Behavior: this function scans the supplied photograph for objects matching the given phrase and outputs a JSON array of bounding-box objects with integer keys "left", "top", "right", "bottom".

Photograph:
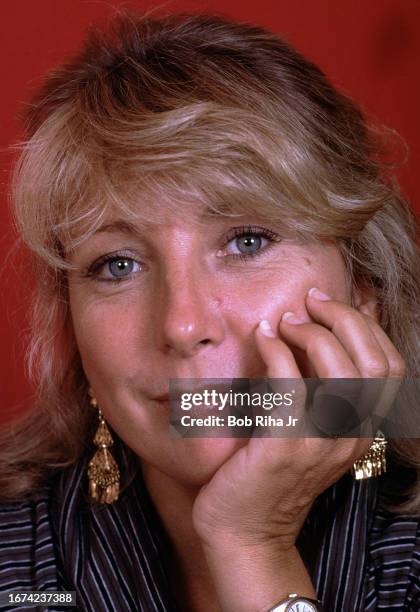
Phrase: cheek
[
  {"left": 69, "top": 291, "right": 146, "bottom": 389},
  {"left": 255, "top": 251, "right": 349, "bottom": 322},
  {"left": 225, "top": 260, "right": 346, "bottom": 326}
]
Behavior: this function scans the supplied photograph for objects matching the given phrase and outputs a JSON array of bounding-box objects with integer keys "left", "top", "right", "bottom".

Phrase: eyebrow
[
  {"left": 93, "top": 206, "right": 240, "bottom": 236},
  {"left": 94, "top": 220, "right": 141, "bottom": 235}
]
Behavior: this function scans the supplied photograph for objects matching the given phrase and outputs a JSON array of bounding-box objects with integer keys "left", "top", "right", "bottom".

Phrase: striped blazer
[{"left": 1, "top": 442, "right": 419, "bottom": 611}]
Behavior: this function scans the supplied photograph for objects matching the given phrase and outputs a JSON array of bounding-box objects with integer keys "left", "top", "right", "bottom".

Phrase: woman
[{"left": 1, "top": 10, "right": 419, "bottom": 612}]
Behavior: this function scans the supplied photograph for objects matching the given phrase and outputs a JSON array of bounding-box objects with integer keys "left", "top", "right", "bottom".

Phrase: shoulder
[
  {"left": 364, "top": 501, "right": 420, "bottom": 610},
  {"left": 0, "top": 487, "right": 53, "bottom": 547},
  {"left": 0, "top": 484, "right": 61, "bottom": 592},
  {"left": 369, "top": 504, "right": 420, "bottom": 567}
]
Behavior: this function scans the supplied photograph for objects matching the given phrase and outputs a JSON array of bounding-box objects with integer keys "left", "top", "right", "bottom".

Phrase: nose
[{"left": 156, "top": 266, "right": 225, "bottom": 358}]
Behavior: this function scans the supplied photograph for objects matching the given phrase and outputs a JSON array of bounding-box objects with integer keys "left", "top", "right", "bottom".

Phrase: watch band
[{"left": 268, "top": 593, "right": 324, "bottom": 611}]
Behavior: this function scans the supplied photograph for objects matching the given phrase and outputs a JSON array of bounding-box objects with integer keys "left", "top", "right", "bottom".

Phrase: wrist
[
  {"left": 202, "top": 541, "right": 317, "bottom": 612},
  {"left": 200, "top": 527, "right": 296, "bottom": 556},
  {"left": 260, "top": 593, "right": 323, "bottom": 612}
]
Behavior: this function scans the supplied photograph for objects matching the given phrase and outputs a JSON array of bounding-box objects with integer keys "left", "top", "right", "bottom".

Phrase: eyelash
[
  {"left": 86, "top": 225, "right": 282, "bottom": 283},
  {"left": 224, "top": 225, "right": 281, "bottom": 262}
]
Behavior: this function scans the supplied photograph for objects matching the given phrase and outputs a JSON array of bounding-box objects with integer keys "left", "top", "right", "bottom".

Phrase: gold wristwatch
[{"left": 268, "top": 593, "right": 323, "bottom": 611}]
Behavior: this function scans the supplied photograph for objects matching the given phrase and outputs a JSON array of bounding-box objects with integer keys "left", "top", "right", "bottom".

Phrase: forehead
[
  {"left": 60, "top": 171, "right": 320, "bottom": 255},
  {"left": 90, "top": 196, "right": 268, "bottom": 236}
]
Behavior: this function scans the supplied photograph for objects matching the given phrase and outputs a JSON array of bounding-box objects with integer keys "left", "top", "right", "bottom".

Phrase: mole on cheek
[{"left": 304, "top": 257, "right": 312, "bottom": 266}]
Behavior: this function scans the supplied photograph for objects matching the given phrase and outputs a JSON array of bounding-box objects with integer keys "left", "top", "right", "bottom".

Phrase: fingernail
[
  {"left": 308, "top": 287, "right": 332, "bottom": 301},
  {"left": 258, "top": 319, "right": 277, "bottom": 337},
  {"left": 282, "top": 311, "right": 305, "bottom": 325}
]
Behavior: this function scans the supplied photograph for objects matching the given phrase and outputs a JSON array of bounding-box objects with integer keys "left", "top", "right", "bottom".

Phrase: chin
[{"left": 154, "top": 436, "right": 249, "bottom": 487}]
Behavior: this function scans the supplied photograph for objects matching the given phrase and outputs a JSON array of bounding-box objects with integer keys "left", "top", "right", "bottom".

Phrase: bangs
[{"left": 15, "top": 99, "right": 369, "bottom": 271}]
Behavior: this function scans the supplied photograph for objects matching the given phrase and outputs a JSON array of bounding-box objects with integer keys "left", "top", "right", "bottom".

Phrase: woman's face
[{"left": 68, "top": 204, "right": 351, "bottom": 485}]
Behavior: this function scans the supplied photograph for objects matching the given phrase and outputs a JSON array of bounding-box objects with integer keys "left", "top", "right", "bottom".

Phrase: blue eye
[
  {"left": 223, "top": 226, "right": 282, "bottom": 260},
  {"left": 232, "top": 234, "right": 264, "bottom": 255},
  {"left": 87, "top": 253, "right": 142, "bottom": 282},
  {"left": 87, "top": 225, "right": 282, "bottom": 284},
  {"left": 108, "top": 258, "right": 136, "bottom": 277}
]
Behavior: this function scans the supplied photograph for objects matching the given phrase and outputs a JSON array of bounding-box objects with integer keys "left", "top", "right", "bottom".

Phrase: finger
[
  {"left": 255, "top": 320, "right": 302, "bottom": 378},
  {"left": 355, "top": 313, "right": 406, "bottom": 425},
  {"left": 305, "top": 291, "right": 406, "bottom": 426},
  {"left": 255, "top": 320, "right": 308, "bottom": 434},
  {"left": 305, "top": 288, "right": 390, "bottom": 378},
  {"left": 278, "top": 315, "right": 359, "bottom": 378},
  {"left": 310, "top": 378, "right": 368, "bottom": 436},
  {"left": 303, "top": 291, "right": 393, "bottom": 427},
  {"left": 360, "top": 313, "right": 407, "bottom": 378}
]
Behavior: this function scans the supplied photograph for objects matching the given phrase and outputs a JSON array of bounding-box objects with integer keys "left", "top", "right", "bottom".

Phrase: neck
[{"left": 141, "top": 462, "right": 221, "bottom": 612}]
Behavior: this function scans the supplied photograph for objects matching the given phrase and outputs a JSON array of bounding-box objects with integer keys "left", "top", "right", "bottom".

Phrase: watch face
[{"left": 288, "top": 601, "right": 317, "bottom": 612}]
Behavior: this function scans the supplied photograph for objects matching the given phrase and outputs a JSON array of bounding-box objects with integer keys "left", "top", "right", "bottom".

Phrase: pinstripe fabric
[{"left": 1, "top": 440, "right": 419, "bottom": 611}]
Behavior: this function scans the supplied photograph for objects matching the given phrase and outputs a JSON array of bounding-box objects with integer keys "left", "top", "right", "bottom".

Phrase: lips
[
  {"left": 152, "top": 397, "right": 201, "bottom": 414},
  {"left": 152, "top": 388, "right": 210, "bottom": 401},
  {"left": 151, "top": 381, "right": 238, "bottom": 402},
  {"left": 152, "top": 394, "right": 240, "bottom": 425},
  {"left": 151, "top": 393, "right": 216, "bottom": 421}
]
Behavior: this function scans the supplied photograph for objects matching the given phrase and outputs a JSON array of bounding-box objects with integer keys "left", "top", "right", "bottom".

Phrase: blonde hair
[{"left": 2, "top": 10, "right": 420, "bottom": 511}]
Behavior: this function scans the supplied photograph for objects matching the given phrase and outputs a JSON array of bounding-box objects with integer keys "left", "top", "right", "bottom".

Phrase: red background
[{"left": 1, "top": 0, "right": 419, "bottom": 422}]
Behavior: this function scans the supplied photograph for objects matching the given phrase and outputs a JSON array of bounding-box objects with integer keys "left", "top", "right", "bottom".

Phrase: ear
[{"left": 352, "top": 282, "right": 381, "bottom": 322}]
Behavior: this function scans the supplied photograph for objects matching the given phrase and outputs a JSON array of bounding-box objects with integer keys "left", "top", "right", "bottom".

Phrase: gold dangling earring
[
  {"left": 87, "top": 391, "right": 120, "bottom": 504},
  {"left": 351, "top": 430, "right": 387, "bottom": 480}
]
